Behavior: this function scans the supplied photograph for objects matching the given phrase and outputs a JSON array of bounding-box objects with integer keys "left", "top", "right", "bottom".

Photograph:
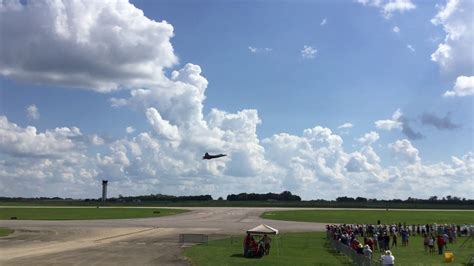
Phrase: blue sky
[
  {"left": 0, "top": 0, "right": 472, "bottom": 199},
  {"left": 133, "top": 0, "right": 472, "bottom": 161}
]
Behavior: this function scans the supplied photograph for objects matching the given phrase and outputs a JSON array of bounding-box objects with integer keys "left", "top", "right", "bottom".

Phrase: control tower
[{"left": 102, "top": 180, "right": 108, "bottom": 202}]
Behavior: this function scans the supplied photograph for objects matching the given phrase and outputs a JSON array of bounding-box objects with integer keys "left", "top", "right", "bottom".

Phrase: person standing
[
  {"left": 262, "top": 234, "right": 272, "bottom": 255},
  {"left": 391, "top": 234, "right": 397, "bottom": 248},
  {"left": 373, "top": 234, "right": 379, "bottom": 251},
  {"left": 380, "top": 250, "right": 395, "bottom": 266},
  {"left": 443, "top": 233, "right": 449, "bottom": 250},
  {"left": 428, "top": 235, "right": 435, "bottom": 253},
  {"left": 405, "top": 231, "right": 410, "bottom": 246},
  {"left": 437, "top": 235, "right": 445, "bottom": 255},
  {"left": 363, "top": 244, "right": 373, "bottom": 260},
  {"left": 401, "top": 230, "right": 409, "bottom": 246},
  {"left": 243, "top": 233, "right": 252, "bottom": 257},
  {"left": 366, "top": 237, "right": 374, "bottom": 251},
  {"left": 384, "top": 234, "right": 391, "bottom": 251},
  {"left": 423, "top": 234, "right": 429, "bottom": 252}
]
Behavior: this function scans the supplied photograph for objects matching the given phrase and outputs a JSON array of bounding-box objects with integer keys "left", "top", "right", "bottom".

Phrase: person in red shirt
[
  {"left": 437, "top": 235, "right": 445, "bottom": 255},
  {"left": 249, "top": 237, "right": 258, "bottom": 257},
  {"left": 352, "top": 239, "right": 360, "bottom": 251},
  {"left": 243, "top": 233, "right": 252, "bottom": 257},
  {"left": 366, "top": 237, "right": 374, "bottom": 251}
]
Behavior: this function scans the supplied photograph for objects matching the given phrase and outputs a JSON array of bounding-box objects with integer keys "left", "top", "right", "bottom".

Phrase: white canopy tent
[
  {"left": 246, "top": 224, "right": 280, "bottom": 257},
  {"left": 246, "top": 224, "right": 279, "bottom": 235}
]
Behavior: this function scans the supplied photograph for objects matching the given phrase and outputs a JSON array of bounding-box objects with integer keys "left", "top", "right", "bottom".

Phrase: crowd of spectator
[{"left": 327, "top": 222, "right": 472, "bottom": 264}]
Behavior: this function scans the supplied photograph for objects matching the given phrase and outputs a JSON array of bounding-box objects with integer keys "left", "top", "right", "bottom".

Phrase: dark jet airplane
[{"left": 202, "top": 152, "right": 227, "bottom": 160}]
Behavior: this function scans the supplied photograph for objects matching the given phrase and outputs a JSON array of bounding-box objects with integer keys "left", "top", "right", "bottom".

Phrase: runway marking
[{"left": 94, "top": 228, "right": 155, "bottom": 242}]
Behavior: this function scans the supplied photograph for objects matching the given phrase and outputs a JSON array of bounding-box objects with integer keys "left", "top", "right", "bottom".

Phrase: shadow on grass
[
  {"left": 230, "top": 253, "right": 264, "bottom": 260},
  {"left": 324, "top": 240, "right": 352, "bottom": 265}
]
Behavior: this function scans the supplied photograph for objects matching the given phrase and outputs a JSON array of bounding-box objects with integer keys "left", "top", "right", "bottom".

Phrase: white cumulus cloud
[
  {"left": 443, "top": 75, "right": 474, "bottom": 97},
  {"left": 382, "top": 0, "right": 416, "bottom": 18},
  {"left": 0, "top": 116, "right": 81, "bottom": 157},
  {"left": 263, "top": 126, "right": 348, "bottom": 186},
  {"left": 0, "top": 115, "right": 99, "bottom": 197},
  {"left": 430, "top": 0, "right": 473, "bottom": 77},
  {"left": 388, "top": 139, "right": 420, "bottom": 164},
  {"left": 357, "top": 131, "right": 380, "bottom": 145},
  {"left": 356, "top": 0, "right": 416, "bottom": 19},
  {"left": 0, "top": 0, "right": 177, "bottom": 92},
  {"left": 26, "top": 104, "right": 39, "bottom": 120},
  {"left": 146, "top": 107, "right": 181, "bottom": 142},
  {"left": 375, "top": 108, "right": 403, "bottom": 130},
  {"left": 346, "top": 131, "right": 387, "bottom": 182}
]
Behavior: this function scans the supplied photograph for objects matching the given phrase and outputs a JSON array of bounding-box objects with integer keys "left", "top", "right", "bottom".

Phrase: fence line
[
  {"left": 327, "top": 231, "right": 378, "bottom": 266},
  {"left": 179, "top": 234, "right": 208, "bottom": 244}
]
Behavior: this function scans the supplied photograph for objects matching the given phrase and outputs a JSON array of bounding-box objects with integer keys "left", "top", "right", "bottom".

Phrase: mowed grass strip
[
  {"left": 262, "top": 210, "right": 474, "bottom": 224},
  {"left": 185, "top": 232, "right": 473, "bottom": 266},
  {"left": 0, "top": 207, "right": 188, "bottom": 220},
  {"left": 379, "top": 235, "right": 472, "bottom": 265},
  {"left": 0, "top": 227, "right": 14, "bottom": 237},
  {"left": 185, "top": 232, "right": 352, "bottom": 266}
]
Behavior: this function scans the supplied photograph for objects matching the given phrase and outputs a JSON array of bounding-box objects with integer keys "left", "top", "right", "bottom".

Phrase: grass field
[
  {"left": 0, "top": 207, "right": 188, "bottom": 220},
  {"left": 185, "top": 232, "right": 352, "bottom": 265},
  {"left": 185, "top": 232, "right": 474, "bottom": 266},
  {"left": 377, "top": 235, "right": 473, "bottom": 265},
  {"left": 262, "top": 209, "right": 474, "bottom": 224},
  {"left": 0, "top": 227, "right": 14, "bottom": 237}
]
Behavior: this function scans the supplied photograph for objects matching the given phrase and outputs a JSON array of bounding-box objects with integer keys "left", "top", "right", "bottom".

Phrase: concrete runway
[{"left": 0, "top": 207, "right": 326, "bottom": 265}]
